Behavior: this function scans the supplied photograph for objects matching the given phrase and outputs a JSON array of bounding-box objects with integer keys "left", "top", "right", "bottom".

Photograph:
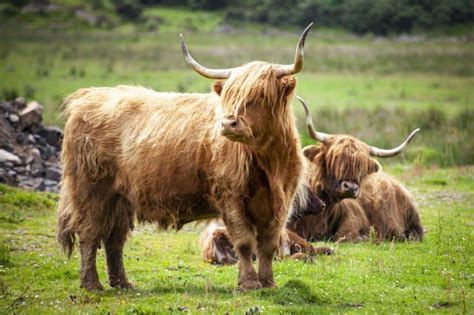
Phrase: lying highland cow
[
  {"left": 57, "top": 24, "right": 314, "bottom": 291},
  {"left": 291, "top": 97, "right": 423, "bottom": 242}
]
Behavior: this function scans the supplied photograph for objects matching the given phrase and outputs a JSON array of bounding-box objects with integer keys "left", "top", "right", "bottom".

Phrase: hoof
[
  {"left": 81, "top": 281, "right": 104, "bottom": 291},
  {"left": 238, "top": 280, "right": 262, "bottom": 291},
  {"left": 110, "top": 279, "right": 134, "bottom": 289},
  {"left": 259, "top": 278, "right": 276, "bottom": 289}
]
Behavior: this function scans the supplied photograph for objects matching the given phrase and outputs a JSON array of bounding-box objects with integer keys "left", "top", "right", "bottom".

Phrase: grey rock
[
  {"left": 18, "top": 177, "right": 43, "bottom": 190},
  {"left": 37, "top": 126, "right": 63, "bottom": 148},
  {"left": 0, "top": 149, "right": 22, "bottom": 165},
  {"left": 7, "top": 170, "right": 16, "bottom": 177},
  {"left": 9, "top": 114, "right": 19, "bottom": 123},
  {"left": 0, "top": 115, "right": 12, "bottom": 147},
  {"left": 43, "top": 179, "right": 58, "bottom": 186},
  {"left": 45, "top": 166, "right": 61, "bottom": 181},
  {"left": 27, "top": 134, "right": 36, "bottom": 144},
  {"left": 31, "top": 163, "right": 45, "bottom": 177},
  {"left": 19, "top": 101, "right": 43, "bottom": 130},
  {"left": 14, "top": 97, "right": 26, "bottom": 108}
]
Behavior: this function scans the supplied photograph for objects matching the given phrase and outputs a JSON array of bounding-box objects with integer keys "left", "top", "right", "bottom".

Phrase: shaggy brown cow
[
  {"left": 57, "top": 25, "right": 314, "bottom": 291},
  {"left": 290, "top": 97, "right": 423, "bottom": 242}
]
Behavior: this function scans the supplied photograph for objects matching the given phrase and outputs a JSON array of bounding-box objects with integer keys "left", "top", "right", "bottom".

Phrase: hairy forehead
[
  {"left": 325, "top": 136, "right": 372, "bottom": 180},
  {"left": 220, "top": 62, "right": 278, "bottom": 112}
]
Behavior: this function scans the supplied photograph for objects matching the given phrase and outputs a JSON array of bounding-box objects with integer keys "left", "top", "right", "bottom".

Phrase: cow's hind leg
[{"left": 104, "top": 195, "right": 134, "bottom": 289}]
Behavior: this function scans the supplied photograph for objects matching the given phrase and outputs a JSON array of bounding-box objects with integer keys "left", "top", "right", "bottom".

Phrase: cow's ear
[
  {"left": 212, "top": 80, "right": 224, "bottom": 96},
  {"left": 302, "top": 145, "right": 320, "bottom": 161},
  {"left": 368, "top": 158, "right": 381, "bottom": 174},
  {"left": 280, "top": 76, "right": 296, "bottom": 97}
]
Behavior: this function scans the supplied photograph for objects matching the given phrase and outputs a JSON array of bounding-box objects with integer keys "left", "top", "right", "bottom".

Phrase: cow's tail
[{"left": 56, "top": 192, "right": 76, "bottom": 258}]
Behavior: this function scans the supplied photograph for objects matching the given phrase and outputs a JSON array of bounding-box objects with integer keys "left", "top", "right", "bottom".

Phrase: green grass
[
  {"left": 0, "top": 166, "right": 473, "bottom": 313},
  {"left": 0, "top": 20, "right": 472, "bottom": 165}
]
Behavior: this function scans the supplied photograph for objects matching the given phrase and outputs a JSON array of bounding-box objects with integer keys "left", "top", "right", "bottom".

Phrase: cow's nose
[
  {"left": 221, "top": 118, "right": 238, "bottom": 130},
  {"left": 341, "top": 181, "right": 359, "bottom": 196}
]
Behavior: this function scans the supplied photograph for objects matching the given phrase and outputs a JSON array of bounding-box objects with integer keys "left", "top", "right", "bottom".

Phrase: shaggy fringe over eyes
[
  {"left": 220, "top": 62, "right": 296, "bottom": 145},
  {"left": 325, "top": 137, "right": 373, "bottom": 182},
  {"left": 221, "top": 62, "right": 279, "bottom": 116}
]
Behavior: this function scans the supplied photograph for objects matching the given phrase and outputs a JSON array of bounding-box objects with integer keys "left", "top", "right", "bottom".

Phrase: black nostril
[{"left": 230, "top": 120, "right": 238, "bottom": 128}]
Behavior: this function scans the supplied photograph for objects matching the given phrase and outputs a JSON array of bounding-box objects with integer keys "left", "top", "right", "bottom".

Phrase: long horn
[
  {"left": 275, "top": 22, "right": 313, "bottom": 78},
  {"left": 369, "top": 128, "right": 420, "bottom": 158},
  {"left": 297, "top": 96, "right": 332, "bottom": 143},
  {"left": 180, "top": 33, "right": 234, "bottom": 79}
]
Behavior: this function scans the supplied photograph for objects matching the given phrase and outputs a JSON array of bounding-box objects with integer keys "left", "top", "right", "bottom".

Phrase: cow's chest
[{"left": 244, "top": 166, "right": 276, "bottom": 225}]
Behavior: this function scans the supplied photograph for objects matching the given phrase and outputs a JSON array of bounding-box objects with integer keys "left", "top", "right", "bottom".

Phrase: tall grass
[{"left": 298, "top": 107, "right": 474, "bottom": 166}]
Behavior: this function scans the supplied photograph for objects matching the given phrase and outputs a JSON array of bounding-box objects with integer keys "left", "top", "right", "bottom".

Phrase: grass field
[{"left": 0, "top": 166, "right": 473, "bottom": 314}]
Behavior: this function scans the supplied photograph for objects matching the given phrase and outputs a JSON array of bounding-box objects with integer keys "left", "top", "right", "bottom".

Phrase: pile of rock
[{"left": 0, "top": 98, "right": 63, "bottom": 193}]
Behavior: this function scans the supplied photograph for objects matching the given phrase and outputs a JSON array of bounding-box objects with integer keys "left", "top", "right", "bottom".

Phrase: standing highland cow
[
  {"left": 291, "top": 97, "right": 423, "bottom": 242},
  {"left": 57, "top": 24, "right": 313, "bottom": 291}
]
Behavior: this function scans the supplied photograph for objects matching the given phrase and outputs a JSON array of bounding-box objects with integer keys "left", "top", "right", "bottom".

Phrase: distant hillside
[{"left": 1, "top": 0, "right": 473, "bottom": 35}]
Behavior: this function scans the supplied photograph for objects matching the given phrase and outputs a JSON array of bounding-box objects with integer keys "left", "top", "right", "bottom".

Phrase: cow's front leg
[
  {"left": 221, "top": 200, "right": 260, "bottom": 291},
  {"left": 79, "top": 237, "right": 103, "bottom": 291},
  {"left": 256, "top": 224, "right": 282, "bottom": 288}
]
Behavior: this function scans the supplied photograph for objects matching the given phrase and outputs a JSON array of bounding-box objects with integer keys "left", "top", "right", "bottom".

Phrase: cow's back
[
  {"left": 359, "top": 172, "right": 421, "bottom": 240},
  {"left": 61, "top": 86, "right": 221, "bottom": 224}
]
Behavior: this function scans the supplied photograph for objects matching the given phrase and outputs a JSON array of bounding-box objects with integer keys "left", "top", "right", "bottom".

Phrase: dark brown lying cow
[{"left": 290, "top": 97, "right": 423, "bottom": 242}]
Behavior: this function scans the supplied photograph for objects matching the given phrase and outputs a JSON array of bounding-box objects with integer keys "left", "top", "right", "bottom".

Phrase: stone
[
  {"left": 43, "top": 179, "right": 57, "bottom": 186},
  {"left": 7, "top": 170, "right": 16, "bottom": 177},
  {"left": 45, "top": 166, "right": 61, "bottom": 181},
  {"left": 0, "top": 149, "right": 22, "bottom": 165},
  {"left": 0, "top": 115, "right": 12, "bottom": 147},
  {"left": 19, "top": 101, "right": 43, "bottom": 130},
  {"left": 37, "top": 126, "right": 63, "bottom": 148},
  {"left": 14, "top": 97, "right": 27, "bottom": 109},
  {"left": 27, "top": 134, "right": 36, "bottom": 144},
  {"left": 31, "top": 162, "right": 45, "bottom": 177},
  {"left": 9, "top": 114, "right": 19, "bottom": 123}
]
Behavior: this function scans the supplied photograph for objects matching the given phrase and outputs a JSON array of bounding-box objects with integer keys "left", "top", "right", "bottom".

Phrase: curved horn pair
[
  {"left": 296, "top": 96, "right": 420, "bottom": 158},
  {"left": 180, "top": 22, "right": 314, "bottom": 79}
]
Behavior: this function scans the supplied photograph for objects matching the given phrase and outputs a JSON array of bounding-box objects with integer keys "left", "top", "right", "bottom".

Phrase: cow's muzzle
[{"left": 337, "top": 181, "right": 360, "bottom": 198}]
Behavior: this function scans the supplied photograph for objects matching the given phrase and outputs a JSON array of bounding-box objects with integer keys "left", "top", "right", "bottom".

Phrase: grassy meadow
[
  {"left": 0, "top": 166, "right": 473, "bottom": 314},
  {"left": 0, "top": 3, "right": 473, "bottom": 314},
  {"left": 1, "top": 7, "right": 473, "bottom": 166}
]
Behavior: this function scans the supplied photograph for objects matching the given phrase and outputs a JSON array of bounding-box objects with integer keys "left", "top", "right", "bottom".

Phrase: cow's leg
[
  {"left": 79, "top": 237, "right": 103, "bottom": 291},
  {"left": 104, "top": 195, "right": 133, "bottom": 289},
  {"left": 221, "top": 201, "right": 260, "bottom": 291},
  {"left": 256, "top": 224, "right": 282, "bottom": 288}
]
